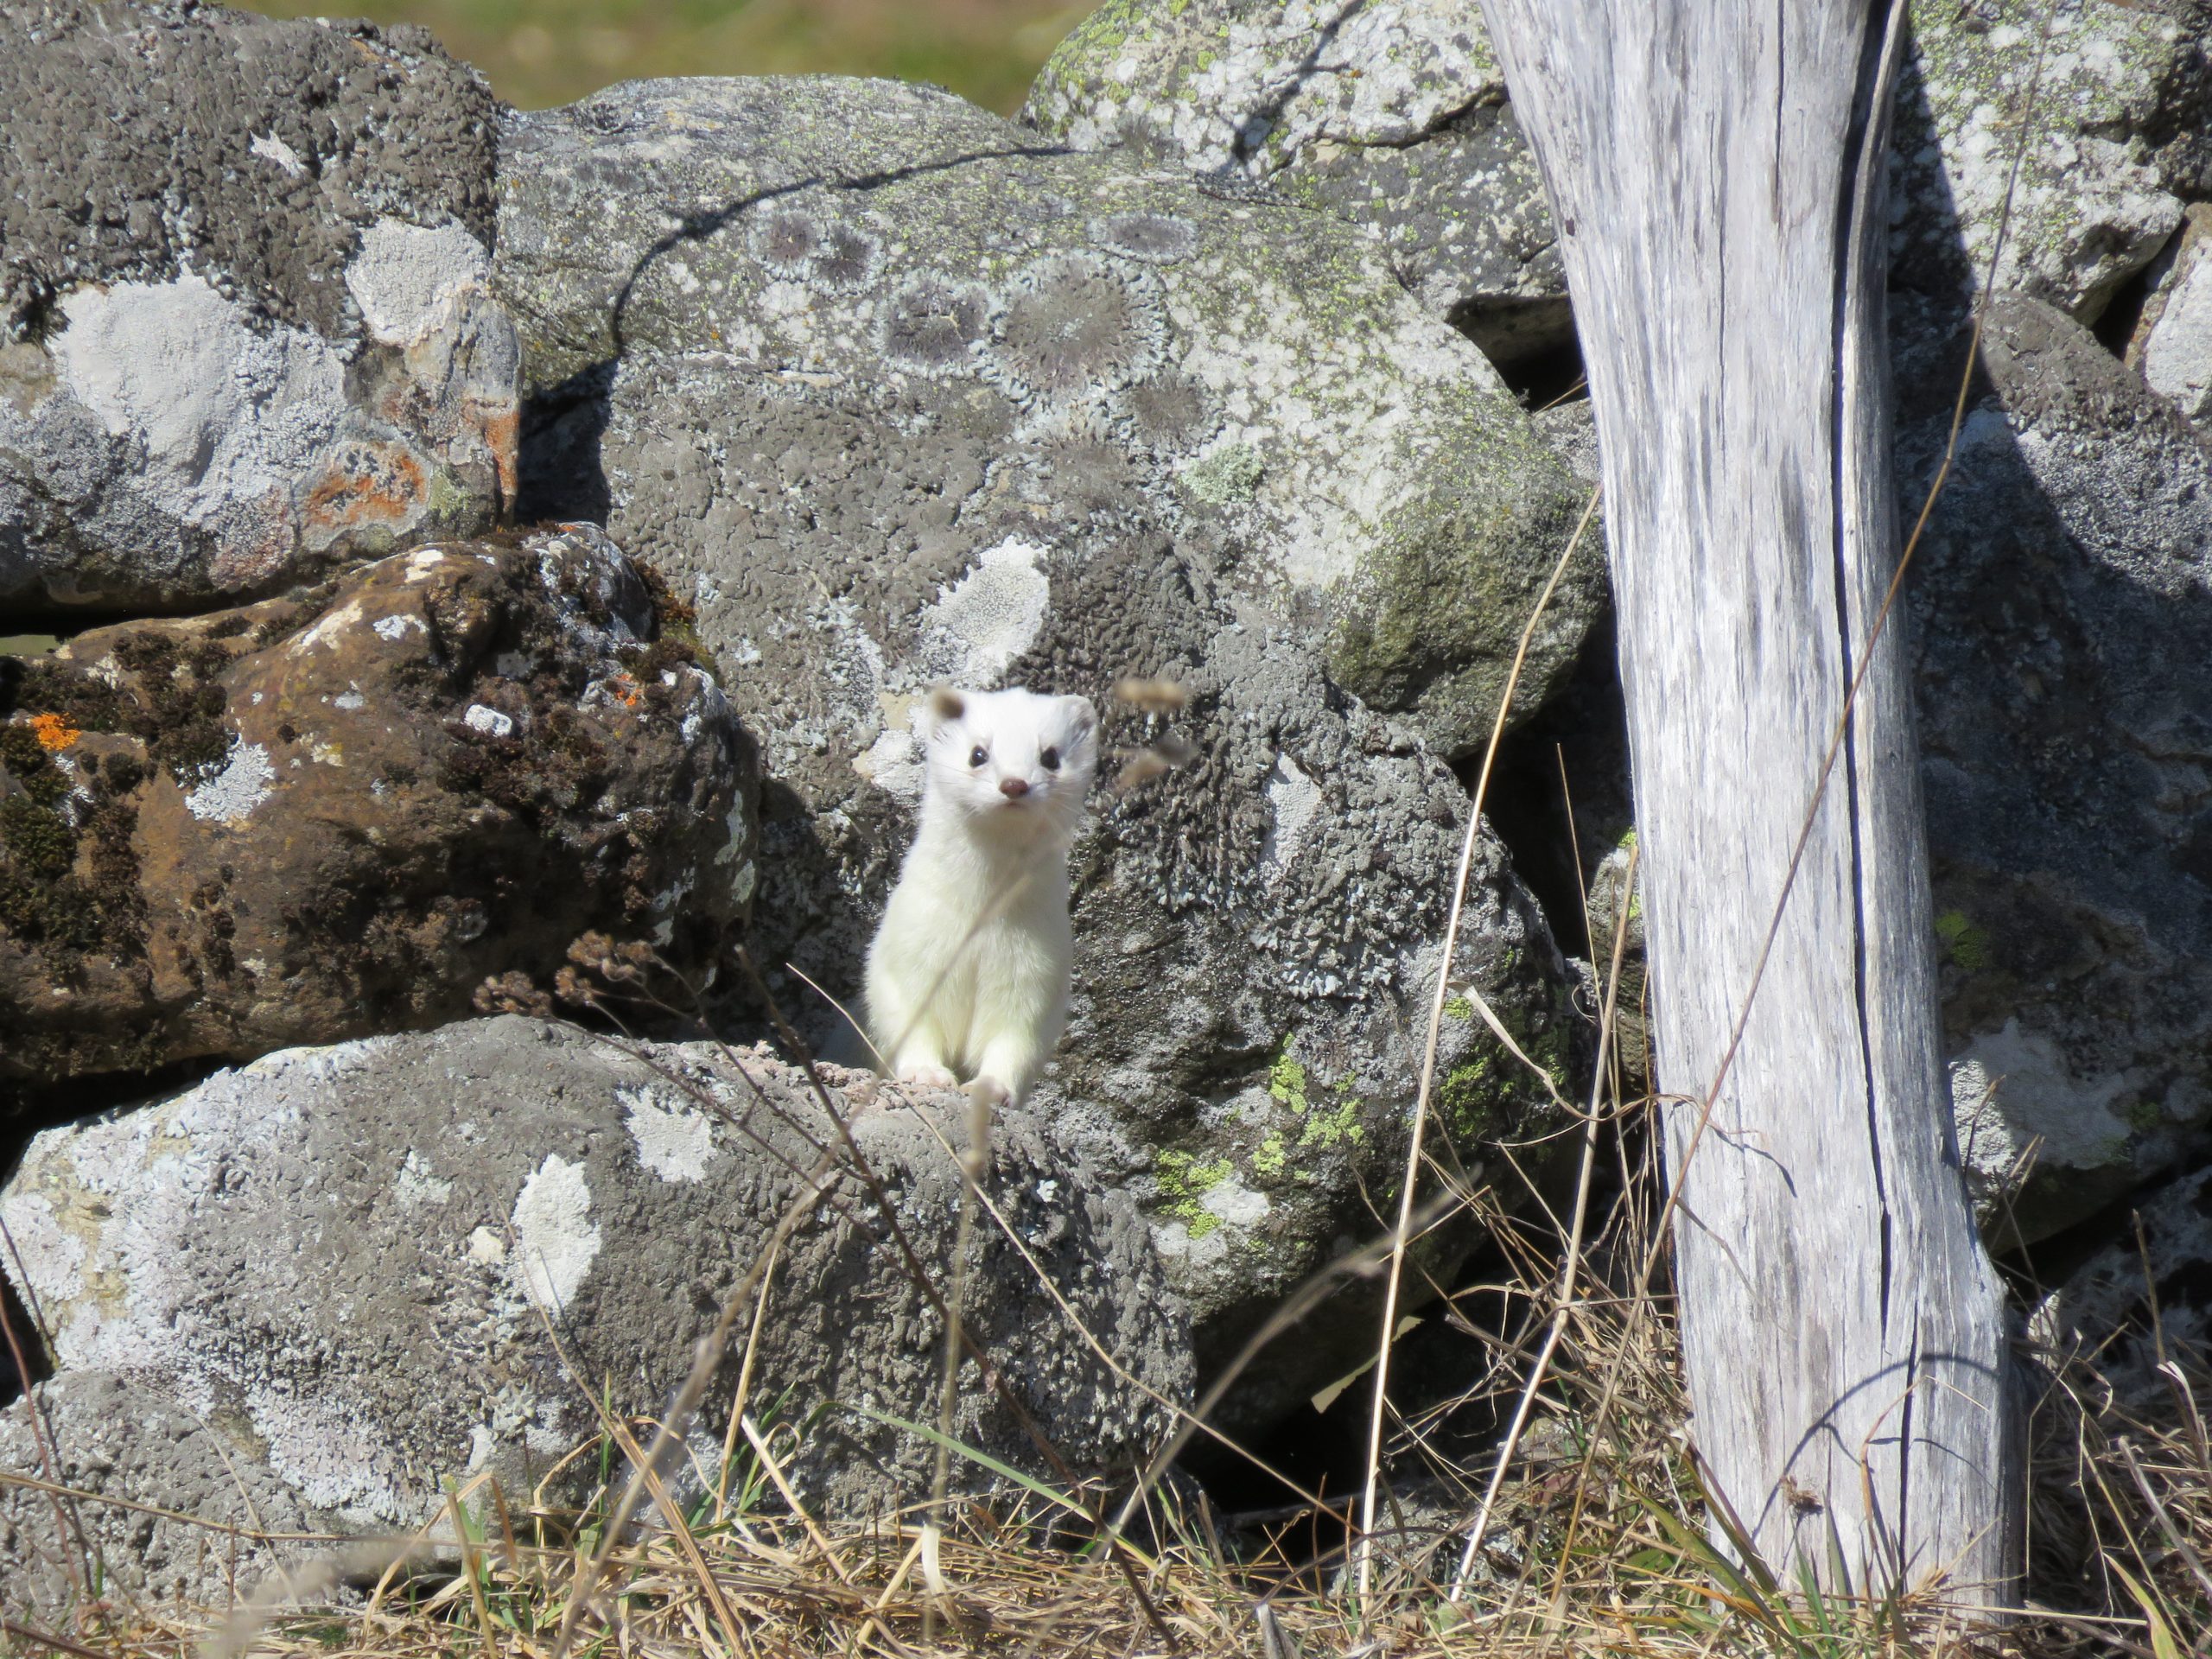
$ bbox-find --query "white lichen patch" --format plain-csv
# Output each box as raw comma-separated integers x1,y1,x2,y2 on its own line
289,596,366,656
464,703,515,738
1260,753,1323,880
394,1150,453,1209
184,738,276,823
1950,1019,2141,1194
2145,228,2212,421
510,1154,602,1311
50,271,347,532
249,131,308,177
717,792,756,868
1200,1174,1270,1231
345,219,495,346
855,714,926,804
404,548,449,582
372,613,427,642
619,1084,715,1183
913,537,1052,683
0,1188,86,1306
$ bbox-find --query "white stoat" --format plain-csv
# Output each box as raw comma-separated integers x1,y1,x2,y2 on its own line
864,685,1099,1104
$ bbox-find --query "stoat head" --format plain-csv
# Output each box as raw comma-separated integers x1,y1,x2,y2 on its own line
920,686,1098,842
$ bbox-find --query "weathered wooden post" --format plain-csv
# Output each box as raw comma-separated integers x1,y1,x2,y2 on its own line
1475,0,2017,1594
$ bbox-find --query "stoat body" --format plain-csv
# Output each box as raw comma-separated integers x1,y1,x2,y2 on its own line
864,687,1098,1104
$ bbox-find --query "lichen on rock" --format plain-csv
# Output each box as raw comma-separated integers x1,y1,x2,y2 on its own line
498,75,1597,765
0,1,518,610
0,1018,1192,1579
1021,0,1566,364
1890,0,2200,324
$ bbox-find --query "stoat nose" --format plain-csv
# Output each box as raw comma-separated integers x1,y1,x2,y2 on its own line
999,777,1030,798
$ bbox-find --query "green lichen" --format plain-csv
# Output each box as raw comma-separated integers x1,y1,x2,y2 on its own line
1326,432,1597,753
1298,1092,1365,1149
1181,443,1264,506
1158,1148,1235,1239
1252,1133,1287,1181
1039,0,1145,73
1440,994,1574,1142
1935,908,1994,975
2125,1098,2162,1135
1268,1050,1364,1150
427,467,471,522
1904,1,2182,315
1439,1055,1497,1142
1444,994,1474,1021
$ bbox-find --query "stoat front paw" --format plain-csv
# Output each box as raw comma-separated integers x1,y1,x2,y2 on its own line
966,1075,1012,1110
896,1063,960,1090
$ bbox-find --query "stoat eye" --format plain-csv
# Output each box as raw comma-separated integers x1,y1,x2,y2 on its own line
1039,746,1060,771
969,745,988,768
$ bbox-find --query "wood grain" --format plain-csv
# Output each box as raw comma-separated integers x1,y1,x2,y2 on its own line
1477,0,2018,1594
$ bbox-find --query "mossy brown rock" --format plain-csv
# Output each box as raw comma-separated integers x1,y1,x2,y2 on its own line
0,525,754,1089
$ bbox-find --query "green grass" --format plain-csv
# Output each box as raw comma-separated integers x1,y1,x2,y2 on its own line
234,0,1091,113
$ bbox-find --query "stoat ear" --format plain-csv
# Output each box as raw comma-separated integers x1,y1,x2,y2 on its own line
1064,695,1098,741
926,687,966,729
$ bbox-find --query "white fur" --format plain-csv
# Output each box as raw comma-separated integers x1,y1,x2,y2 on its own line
864,686,1098,1103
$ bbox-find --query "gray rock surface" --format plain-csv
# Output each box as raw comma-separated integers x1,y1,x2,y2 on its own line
2136,204,2212,422
2034,1163,2212,1408
496,75,1595,765
0,0,518,610
0,524,753,1090
1903,296,2212,1245
0,1017,1192,1543
1027,0,2212,1246
1890,0,2205,326
0,1370,329,1621
1024,0,2211,356
493,75,1588,1425
1020,0,1568,367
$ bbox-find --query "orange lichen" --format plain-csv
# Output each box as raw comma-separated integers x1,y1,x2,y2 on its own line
29,712,79,752
480,405,521,505
302,442,430,536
